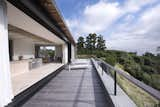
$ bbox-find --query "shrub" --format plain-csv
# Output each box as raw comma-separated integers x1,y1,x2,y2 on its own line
95,51,106,58
141,65,156,74
143,57,153,66
133,56,142,64
105,55,117,66
150,74,160,90
142,72,151,85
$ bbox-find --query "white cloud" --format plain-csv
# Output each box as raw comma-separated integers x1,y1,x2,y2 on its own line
107,4,160,54
66,0,160,54
123,0,158,13
67,1,122,37
66,19,78,29
81,1,122,33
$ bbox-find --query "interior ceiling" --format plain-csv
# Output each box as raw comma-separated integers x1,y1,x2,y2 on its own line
7,1,65,45
8,25,56,45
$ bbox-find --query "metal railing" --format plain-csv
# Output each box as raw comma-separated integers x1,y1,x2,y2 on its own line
93,58,160,100
94,58,117,95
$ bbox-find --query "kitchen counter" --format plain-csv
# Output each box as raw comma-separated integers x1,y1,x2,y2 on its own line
10,58,42,77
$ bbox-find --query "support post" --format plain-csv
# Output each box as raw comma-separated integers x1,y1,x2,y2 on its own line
68,43,71,63
114,71,117,95
62,43,68,64
0,1,13,106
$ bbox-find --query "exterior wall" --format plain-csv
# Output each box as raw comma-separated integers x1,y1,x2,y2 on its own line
12,39,35,60
62,43,68,64
0,1,13,106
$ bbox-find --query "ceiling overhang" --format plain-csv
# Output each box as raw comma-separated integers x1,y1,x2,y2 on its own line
7,0,76,45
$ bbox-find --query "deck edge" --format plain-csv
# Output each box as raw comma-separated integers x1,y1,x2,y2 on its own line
6,64,66,107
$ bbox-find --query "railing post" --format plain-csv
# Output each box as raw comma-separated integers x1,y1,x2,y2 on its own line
114,71,117,95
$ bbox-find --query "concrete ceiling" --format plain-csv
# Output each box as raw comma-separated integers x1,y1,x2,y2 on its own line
8,25,56,45
7,1,65,45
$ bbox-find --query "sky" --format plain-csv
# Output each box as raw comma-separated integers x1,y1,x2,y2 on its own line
55,0,160,55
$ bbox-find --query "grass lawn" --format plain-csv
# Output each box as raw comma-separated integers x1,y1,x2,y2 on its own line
115,66,160,107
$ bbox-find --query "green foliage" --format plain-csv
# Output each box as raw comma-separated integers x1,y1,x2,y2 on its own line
77,36,85,54
39,48,55,58
85,33,97,53
47,49,55,57
143,72,152,85
97,35,106,50
77,34,160,91
77,33,106,54
95,51,105,58
103,52,115,64
115,51,160,91
77,36,85,49
143,57,154,66
150,74,160,90
133,56,142,64
105,55,116,66
141,65,156,74
116,72,160,107
143,52,155,57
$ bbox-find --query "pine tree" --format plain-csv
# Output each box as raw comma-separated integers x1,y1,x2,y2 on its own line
77,36,85,54
96,35,106,51
85,33,97,53
85,34,92,50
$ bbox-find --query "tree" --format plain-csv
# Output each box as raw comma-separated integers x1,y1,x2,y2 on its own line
143,52,154,57
96,35,106,51
77,33,106,54
91,33,97,50
157,46,160,56
85,34,91,50
85,33,97,53
77,36,85,54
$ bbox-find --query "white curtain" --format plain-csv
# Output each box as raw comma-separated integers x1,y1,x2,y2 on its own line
0,1,13,107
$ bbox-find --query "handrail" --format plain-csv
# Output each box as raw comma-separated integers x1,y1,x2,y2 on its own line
93,58,117,95
95,58,160,100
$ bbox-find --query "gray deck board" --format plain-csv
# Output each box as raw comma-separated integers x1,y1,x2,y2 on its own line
22,59,114,107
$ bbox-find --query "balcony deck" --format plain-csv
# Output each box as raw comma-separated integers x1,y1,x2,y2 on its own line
21,59,114,107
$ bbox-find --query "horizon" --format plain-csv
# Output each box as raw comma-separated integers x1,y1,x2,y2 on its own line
55,0,160,55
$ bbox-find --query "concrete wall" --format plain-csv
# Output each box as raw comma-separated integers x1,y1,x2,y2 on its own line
12,39,35,60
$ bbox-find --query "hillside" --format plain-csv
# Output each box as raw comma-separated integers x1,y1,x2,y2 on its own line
79,50,160,91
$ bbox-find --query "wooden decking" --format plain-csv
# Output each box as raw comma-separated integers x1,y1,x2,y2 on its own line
22,59,114,107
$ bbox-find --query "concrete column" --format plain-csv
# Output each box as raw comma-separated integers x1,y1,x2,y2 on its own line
62,43,68,64
71,44,75,60
68,43,71,63
0,1,13,106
